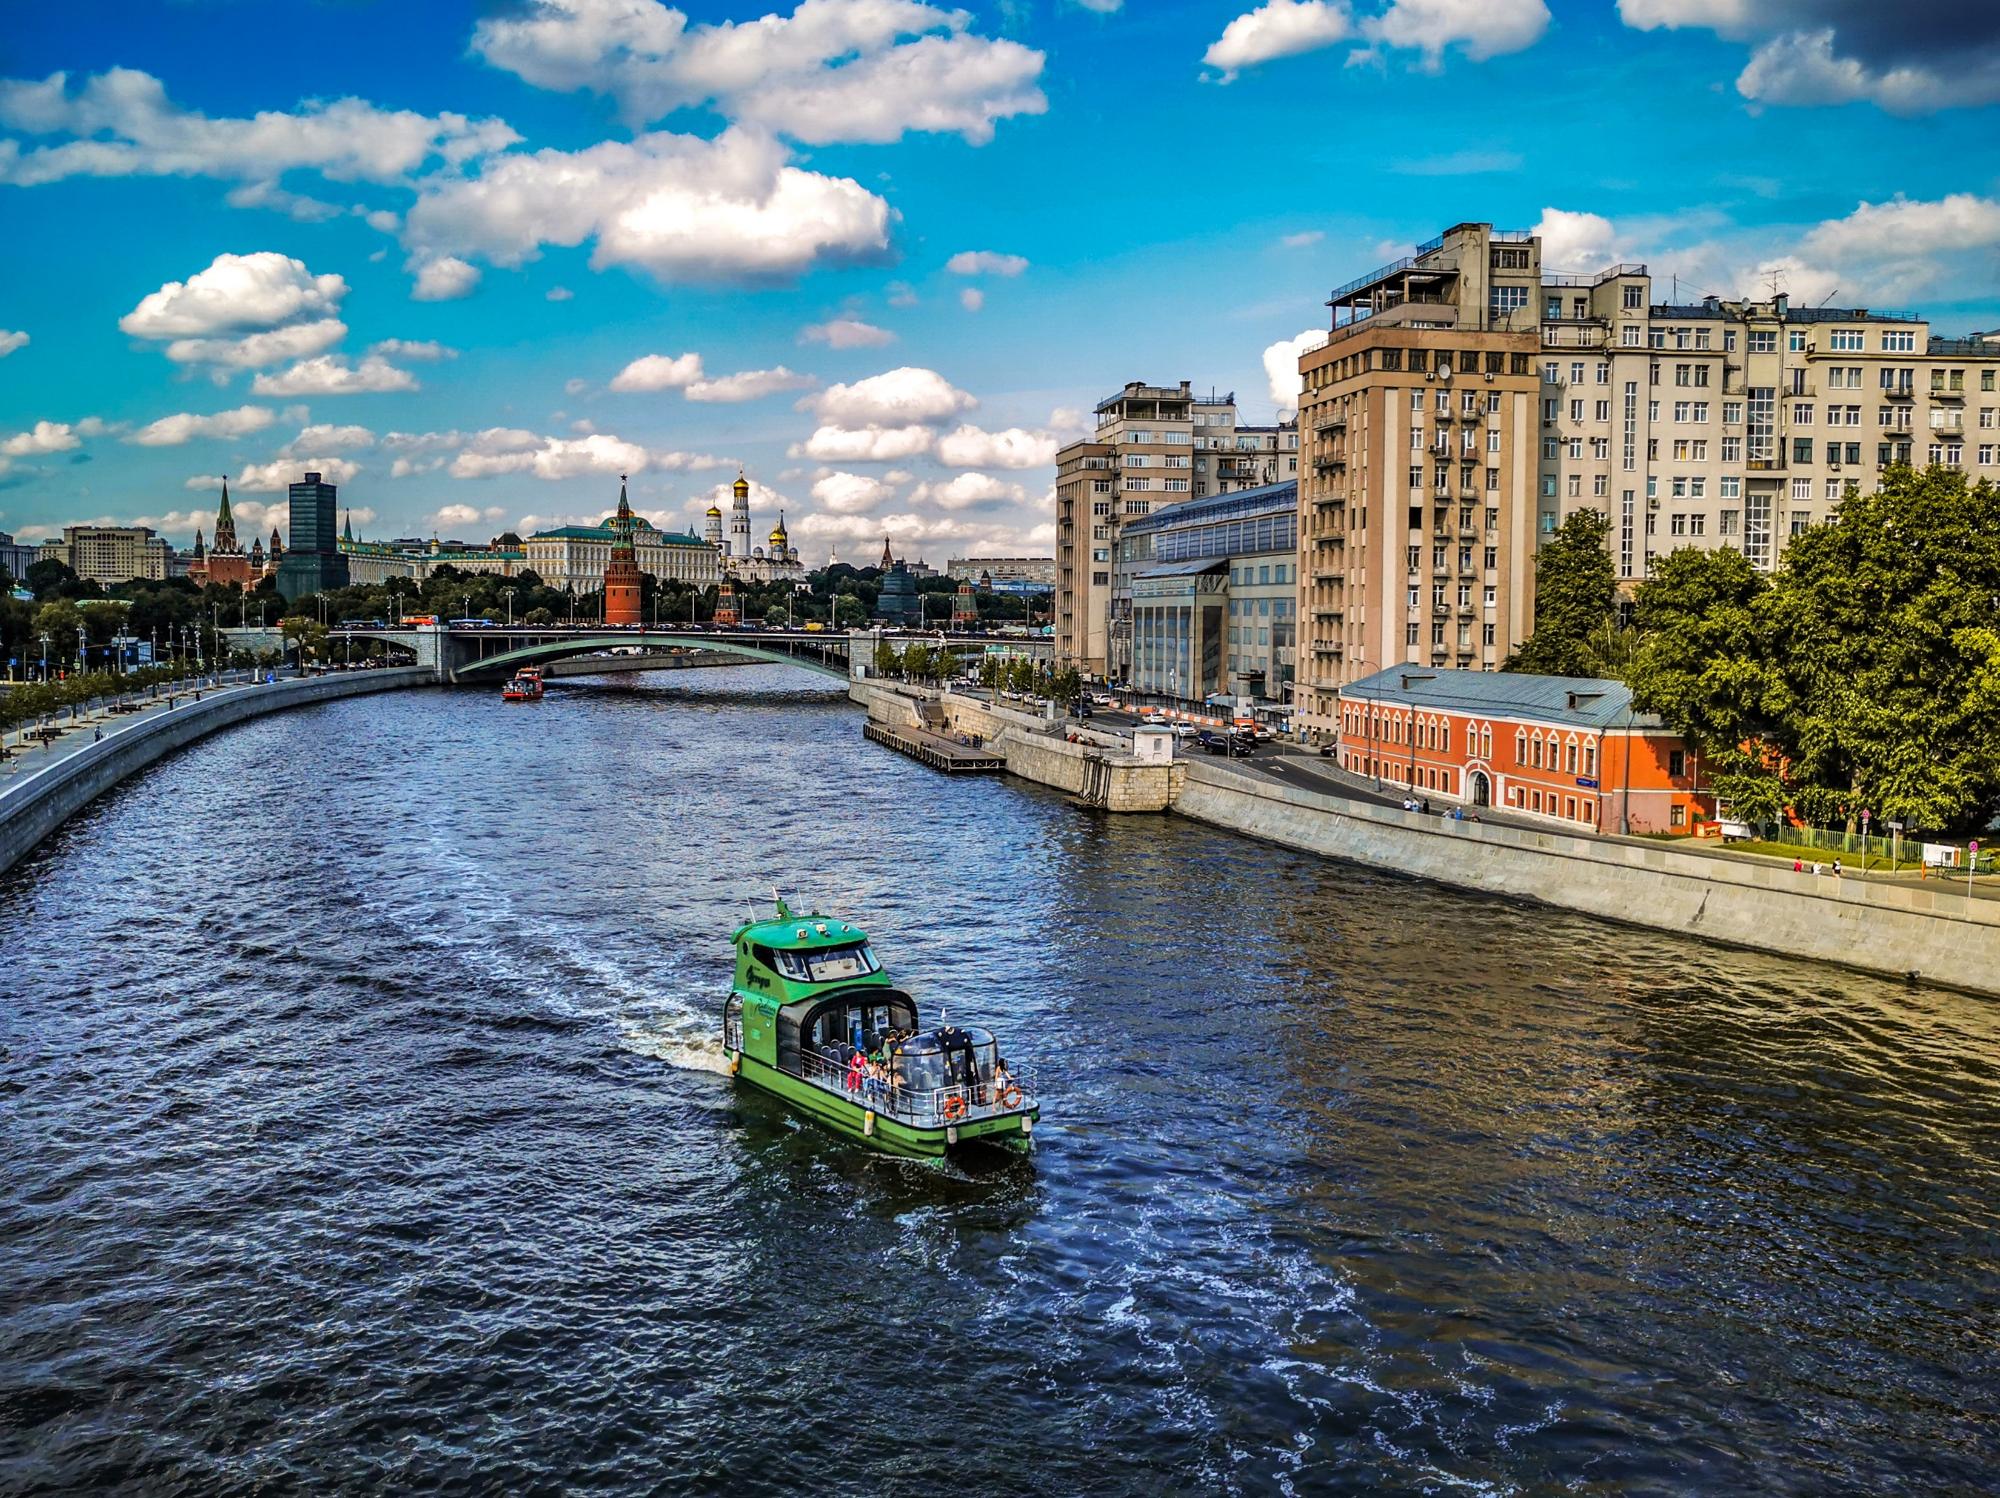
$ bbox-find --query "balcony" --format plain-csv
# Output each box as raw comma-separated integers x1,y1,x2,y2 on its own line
1315,413,1348,433
1930,386,1966,404
1884,385,1915,401
1930,415,1966,436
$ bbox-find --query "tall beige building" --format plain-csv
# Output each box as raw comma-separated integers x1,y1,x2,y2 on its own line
37,525,171,585
1294,307,1542,739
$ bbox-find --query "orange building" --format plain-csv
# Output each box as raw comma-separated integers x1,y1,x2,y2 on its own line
713,578,740,627
603,476,643,626
1336,667,1713,835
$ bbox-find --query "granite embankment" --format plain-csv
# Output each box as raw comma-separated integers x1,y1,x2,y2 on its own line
850,677,2000,995
1174,757,2000,996
0,668,432,878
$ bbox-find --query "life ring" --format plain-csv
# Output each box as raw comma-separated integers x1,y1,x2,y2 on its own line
997,1083,1023,1110
939,1094,968,1123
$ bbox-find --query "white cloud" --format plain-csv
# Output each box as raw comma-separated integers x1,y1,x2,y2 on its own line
1205,0,1546,79
402,126,892,285
1617,1,2000,113
428,503,489,530
2,420,82,456
218,456,363,492
367,338,456,361
934,423,1058,469
1533,207,1624,272
0,329,27,357
439,426,727,481
1362,0,1550,70
410,254,481,301
547,285,575,301
1263,328,1327,418
959,287,985,312
469,0,1045,146
685,365,818,402
120,251,347,338
363,208,401,234
796,424,936,462
886,281,918,307
805,366,977,426
250,355,420,397
907,471,1027,510
284,423,376,455
126,405,275,447
799,315,894,348
1279,230,1324,248
811,469,896,513
0,67,519,187
946,249,1029,276
1205,0,1354,80
1047,406,1091,436
610,351,705,391
163,319,347,371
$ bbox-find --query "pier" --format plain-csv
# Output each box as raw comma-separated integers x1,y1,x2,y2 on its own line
862,720,1005,774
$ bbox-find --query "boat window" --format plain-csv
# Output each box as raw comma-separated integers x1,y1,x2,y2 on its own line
801,943,878,982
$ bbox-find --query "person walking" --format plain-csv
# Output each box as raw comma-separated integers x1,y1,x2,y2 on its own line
1832,858,1843,880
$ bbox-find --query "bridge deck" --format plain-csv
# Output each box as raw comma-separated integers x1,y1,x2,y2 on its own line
862,721,1005,774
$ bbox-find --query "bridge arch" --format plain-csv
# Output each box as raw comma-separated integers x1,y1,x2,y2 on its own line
451,634,852,683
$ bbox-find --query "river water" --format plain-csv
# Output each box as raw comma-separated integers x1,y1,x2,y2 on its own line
2,670,1996,1495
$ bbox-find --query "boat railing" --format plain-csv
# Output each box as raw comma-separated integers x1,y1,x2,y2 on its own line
790,1048,1035,1124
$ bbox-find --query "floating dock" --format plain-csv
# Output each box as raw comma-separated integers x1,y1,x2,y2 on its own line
863,720,1005,774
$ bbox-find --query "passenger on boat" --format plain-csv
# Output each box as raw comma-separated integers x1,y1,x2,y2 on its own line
845,1051,865,1092
864,1058,888,1103
991,1058,1012,1099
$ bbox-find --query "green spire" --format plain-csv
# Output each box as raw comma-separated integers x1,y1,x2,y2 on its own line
217,476,232,528
342,509,352,543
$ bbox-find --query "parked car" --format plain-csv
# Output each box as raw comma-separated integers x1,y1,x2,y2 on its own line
1195,729,1232,755
1170,722,1199,739
1089,692,1114,707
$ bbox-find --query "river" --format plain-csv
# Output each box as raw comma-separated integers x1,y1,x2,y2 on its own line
2,669,1996,1495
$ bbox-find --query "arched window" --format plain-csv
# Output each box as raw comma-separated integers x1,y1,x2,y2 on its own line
1482,725,1492,760
1565,738,1578,774
1584,740,1596,778
1515,729,1527,764
1531,734,1543,769
1442,720,1451,755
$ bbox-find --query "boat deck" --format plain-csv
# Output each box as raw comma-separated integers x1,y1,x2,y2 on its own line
862,720,1005,774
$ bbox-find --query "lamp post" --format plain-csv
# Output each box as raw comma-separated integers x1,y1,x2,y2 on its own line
39,632,48,682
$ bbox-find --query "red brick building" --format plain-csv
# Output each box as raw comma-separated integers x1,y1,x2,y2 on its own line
603,477,643,626
1336,668,1714,835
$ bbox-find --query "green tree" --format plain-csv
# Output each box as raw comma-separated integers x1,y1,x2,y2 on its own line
1507,510,1617,677
33,599,83,668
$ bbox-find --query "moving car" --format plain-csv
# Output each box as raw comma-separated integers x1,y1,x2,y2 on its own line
1140,711,1169,726
1196,729,1253,757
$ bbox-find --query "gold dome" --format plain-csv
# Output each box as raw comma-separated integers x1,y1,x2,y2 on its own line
706,504,723,516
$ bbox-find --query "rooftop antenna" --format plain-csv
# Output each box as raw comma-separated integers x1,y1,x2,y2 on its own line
1765,265,1788,300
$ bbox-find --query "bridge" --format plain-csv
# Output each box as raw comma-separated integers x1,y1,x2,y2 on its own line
323,624,1049,684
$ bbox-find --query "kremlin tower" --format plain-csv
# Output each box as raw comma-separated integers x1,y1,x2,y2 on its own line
603,475,644,626
728,470,752,560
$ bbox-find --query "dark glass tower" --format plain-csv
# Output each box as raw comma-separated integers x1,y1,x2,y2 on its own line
275,471,351,600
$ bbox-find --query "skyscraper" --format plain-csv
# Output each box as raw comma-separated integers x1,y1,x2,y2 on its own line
275,470,351,600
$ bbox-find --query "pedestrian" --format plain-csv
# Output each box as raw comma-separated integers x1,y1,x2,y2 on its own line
1813,861,1823,877
93,728,102,743
1832,858,1843,879
1794,858,1803,873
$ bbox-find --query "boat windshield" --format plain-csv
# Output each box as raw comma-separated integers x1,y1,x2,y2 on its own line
772,942,879,983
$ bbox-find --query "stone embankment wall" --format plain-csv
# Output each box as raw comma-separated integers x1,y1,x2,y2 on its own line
1175,758,2000,995
0,669,432,878
849,682,1180,810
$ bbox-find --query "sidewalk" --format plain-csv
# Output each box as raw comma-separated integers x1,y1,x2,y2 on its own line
1,674,262,788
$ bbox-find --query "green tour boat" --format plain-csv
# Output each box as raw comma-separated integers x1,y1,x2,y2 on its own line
721,898,1039,1158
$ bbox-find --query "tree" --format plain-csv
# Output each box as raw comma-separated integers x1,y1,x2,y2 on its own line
1630,466,2000,834
1507,510,1617,677
33,599,82,669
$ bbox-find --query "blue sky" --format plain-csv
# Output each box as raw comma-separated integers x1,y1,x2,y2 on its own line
3,0,1999,563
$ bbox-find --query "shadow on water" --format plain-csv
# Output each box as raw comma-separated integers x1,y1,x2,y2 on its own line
0,671,1996,1494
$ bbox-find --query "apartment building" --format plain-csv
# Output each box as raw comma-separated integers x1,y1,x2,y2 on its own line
36,525,172,585
1054,380,1299,679
1292,231,1544,740
1539,283,2000,577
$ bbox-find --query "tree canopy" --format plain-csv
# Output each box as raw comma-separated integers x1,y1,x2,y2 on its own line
1506,510,1619,678
1627,466,2000,834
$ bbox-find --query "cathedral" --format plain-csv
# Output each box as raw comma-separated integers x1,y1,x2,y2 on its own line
187,477,281,589
705,471,805,585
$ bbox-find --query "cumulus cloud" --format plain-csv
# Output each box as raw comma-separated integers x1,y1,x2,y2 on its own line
805,366,977,426
0,67,518,188
946,249,1028,276
1279,230,1324,248
120,251,346,338
284,423,376,455
469,0,1046,146
1534,206,1624,272
210,455,363,492
410,254,481,301
1205,0,1355,79
795,424,937,462
610,351,705,391
685,365,817,402
250,355,420,397
402,126,892,285
367,338,456,361
0,329,27,357
799,315,894,348
2,420,83,456
1263,328,1327,418
959,287,985,312
126,405,275,446
810,469,896,513
413,426,729,481
1617,0,2000,113
934,423,1058,469
162,319,348,371
427,502,490,529
1205,0,1546,79
906,471,1028,510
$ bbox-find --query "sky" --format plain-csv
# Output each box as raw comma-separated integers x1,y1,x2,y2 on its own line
3,0,1999,565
